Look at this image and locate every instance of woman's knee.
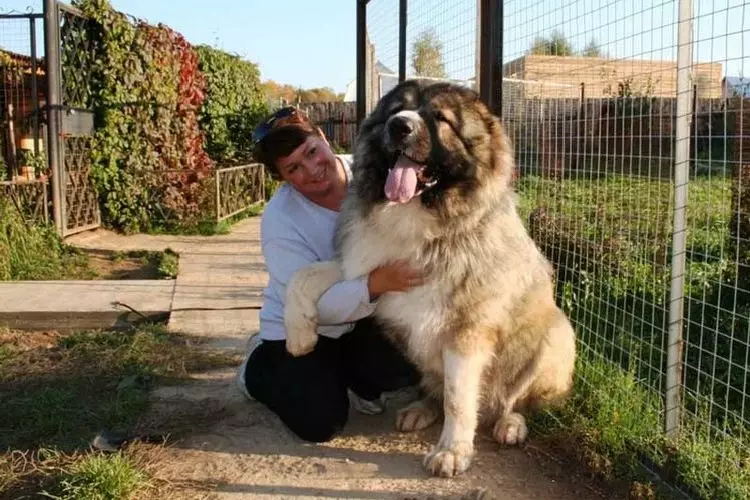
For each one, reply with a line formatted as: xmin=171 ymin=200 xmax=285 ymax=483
xmin=284 ymin=402 xmax=349 ymax=443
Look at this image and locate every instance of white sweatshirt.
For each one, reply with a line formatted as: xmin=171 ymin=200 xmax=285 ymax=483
xmin=257 ymin=154 xmax=378 ymax=341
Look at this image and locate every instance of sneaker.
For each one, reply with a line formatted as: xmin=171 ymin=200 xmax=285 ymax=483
xmin=382 ymin=384 xmax=421 ymax=406
xmin=348 ymin=389 xmax=385 ymax=415
xmin=236 ymin=334 xmax=264 ymax=401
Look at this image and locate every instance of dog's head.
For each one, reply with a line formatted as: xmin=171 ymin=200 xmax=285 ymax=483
xmin=353 ymin=79 xmax=514 ymax=219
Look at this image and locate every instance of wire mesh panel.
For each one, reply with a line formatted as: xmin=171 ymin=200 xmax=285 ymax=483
xmin=0 ymin=13 xmax=45 ymax=183
xmin=504 ymin=0 xmax=749 ymax=493
xmin=681 ymin=0 xmax=750 ymax=488
xmin=404 ymin=0 xmax=477 ymax=85
xmin=365 ymin=0 xmax=477 ymax=106
xmin=505 ymin=0 xmax=679 ymax=405
xmin=364 ymin=0 xmax=401 ymax=107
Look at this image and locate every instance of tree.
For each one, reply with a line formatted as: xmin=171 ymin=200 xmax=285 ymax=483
xmin=262 ymin=82 xmax=343 ymax=105
xmin=582 ymin=38 xmax=603 ymax=57
xmin=529 ymin=30 xmax=574 ymax=56
xmin=297 ymin=87 xmax=341 ymax=103
xmin=261 ymin=80 xmax=298 ymax=105
xmin=411 ymin=28 xmax=446 ymax=78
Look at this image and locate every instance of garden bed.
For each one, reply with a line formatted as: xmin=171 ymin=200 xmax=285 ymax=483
xmin=66 ymin=248 xmax=179 ymax=281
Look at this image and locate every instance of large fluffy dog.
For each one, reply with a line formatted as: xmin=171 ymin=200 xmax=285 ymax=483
xmin=284 ymin=79 xmax=576 ymax=477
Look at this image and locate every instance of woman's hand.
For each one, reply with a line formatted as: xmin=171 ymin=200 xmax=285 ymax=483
xmin=367 ymin=260 xmax=425 ymax=300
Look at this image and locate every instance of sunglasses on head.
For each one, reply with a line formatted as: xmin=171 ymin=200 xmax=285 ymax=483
xmin=252 ymin=106 xmax=303 ymax=144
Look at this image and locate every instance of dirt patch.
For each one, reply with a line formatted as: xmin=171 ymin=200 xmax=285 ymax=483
xmin=0 ymin=329 xmax=62 ymax=352
xmin=0 ymin=440 xmax=180 ymax=500
xmin=131 ymin=367 xmax=629 ymax=500
xmin=64 ymin=248 xmax=179 ymax=280
xmin=0 ymin=327 xmax=238 ymax=453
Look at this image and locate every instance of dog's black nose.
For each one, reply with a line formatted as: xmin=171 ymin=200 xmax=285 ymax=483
xmin=387 ymin=116 xmax=413 ymax=143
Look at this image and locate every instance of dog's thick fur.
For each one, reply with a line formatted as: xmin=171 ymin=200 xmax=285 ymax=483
xmin=284 ymin=79 xmax=576 ymax=477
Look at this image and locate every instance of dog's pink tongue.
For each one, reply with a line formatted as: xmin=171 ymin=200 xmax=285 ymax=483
xmin=385 ymin=155 xmax=419 ymax=203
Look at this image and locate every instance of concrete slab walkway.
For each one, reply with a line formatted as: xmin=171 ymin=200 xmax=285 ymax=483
xmin=0 ymin=280 xmax=174 ymax=331
xmin=66 ymin=218 xmax=267 ymax=352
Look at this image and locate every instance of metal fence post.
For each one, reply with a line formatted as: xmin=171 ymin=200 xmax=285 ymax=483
xmin=399 ymin=0 xmax=407 ymax=83
xmin=356 ymin=0 xmax=368 ymax=129
xmin=665 ymin=0 xmax=694 ymax=439
xmin=43 ymin=0 xmax=63 ymax=235
xmin=29 ymin=16 xmax=40 ymax=156
xmin=215 ymin=168 xmax=221 ymax=222
xmin=478 ymin=0 xmax=503 ymax=116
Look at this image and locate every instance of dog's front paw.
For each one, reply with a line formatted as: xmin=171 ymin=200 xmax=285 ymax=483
xmin=285 ymin=328 xmax=318 ymax=357
xmin=396 ymin=399 xmax=438 ymax=432
xmin=422 ymin=443 xmax=474 ymax=477
xmin=493 ymin=412 xmax=528 ymax=446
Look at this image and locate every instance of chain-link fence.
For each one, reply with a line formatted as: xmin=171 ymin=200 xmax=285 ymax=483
xmin=358 ymin=0 xmax=478 ymax=122
xmin=362 ymin=0 xmax=750 ymax=494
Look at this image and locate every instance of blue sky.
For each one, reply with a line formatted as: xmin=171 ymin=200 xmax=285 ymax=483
xmin=1 ymin=0 xmax=358 ymax=92
xmin=501 ymin=0 xmax=750 ymax=79
xmin=1 ymin=0 xmax=749 ymax=94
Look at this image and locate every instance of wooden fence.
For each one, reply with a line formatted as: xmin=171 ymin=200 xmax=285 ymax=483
xmin=301 ymin=101 xmax=357 ymax=153
xmin=506 ymin=95 xmax=743 ymax=179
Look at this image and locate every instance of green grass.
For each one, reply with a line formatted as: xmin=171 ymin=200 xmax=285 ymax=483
xmin=0 ymin=324 xmax=239 ymax=498
xmin=0 ymin=324 xmax=235 ymax=451
xmin=0 ymin=198 xmax=181 ymax=280
xmin=45 ymin=451 xmax=150 ymax=500
xmin=0 ymin=198 xmax=91 ymax=281
xmin=516 ymin=173 xmax=750 ymax=499
xmin=530 ymin=352 xmax=665 ymax=477
xmin=145 ymin=200 xmax=266 ymax=236
xmin=155 ymin=248 xmax=179 ymax=278
xmin=531 ymin=349 xmax=750 ymax=500
xmin=517 ymin=175 xmax=733 ymax=303
xmin=517 ymin=174 xmax=731 ymax=252
xmin=1 ymin=448 xmax=157 ymax=500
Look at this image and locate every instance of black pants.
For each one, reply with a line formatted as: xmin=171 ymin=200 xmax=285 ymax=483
xmin=243 ymin=317 xmax=420 ymax=443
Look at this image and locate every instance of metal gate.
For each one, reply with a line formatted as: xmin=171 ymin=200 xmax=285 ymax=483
xmin=52 ymin=1 xmax=100 ymax=236
xmin=0 ymin=2 xmax=100 ymax=236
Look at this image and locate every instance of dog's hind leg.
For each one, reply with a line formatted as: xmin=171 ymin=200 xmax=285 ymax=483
xmin=284 ymin=261 xmax=343 ymax=357
xmin=493 ymin=308 xmax=576 ymax=446
xmin=396 ymin=397 xmax=440 ymax=432
xmin=492 ymin=361 xmax=538 ymax=446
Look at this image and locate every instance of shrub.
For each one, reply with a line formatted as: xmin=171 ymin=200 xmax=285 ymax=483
xmin=74 ymin=0 xmax=214 ymax=233
xmin=195 ymin=45 xmax=268 ymax=165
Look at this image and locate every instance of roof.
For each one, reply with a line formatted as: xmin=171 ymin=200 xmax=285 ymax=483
xmin=0 ymin=48 xmax=44 ymax=67
xmin=724 ymin=76 xmax=750 ymax=97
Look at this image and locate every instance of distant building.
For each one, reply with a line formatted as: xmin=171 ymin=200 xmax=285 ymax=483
xmin=343 ymin=61 xmax=395 ymax=102
xmin=503 ymin=55 xmax=724 ymax=99
xmin=343 ymin=60 xmax=475 ymax=104
xmin=722 ymin=76 xmax=750 ymax=98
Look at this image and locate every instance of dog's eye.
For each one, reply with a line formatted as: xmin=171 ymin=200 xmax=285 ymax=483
xmin=435 ymin=111 xmax=456 ymax=127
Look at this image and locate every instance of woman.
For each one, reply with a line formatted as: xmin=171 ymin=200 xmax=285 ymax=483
xmin=237 ymin=106 xmax=422 ymax=443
